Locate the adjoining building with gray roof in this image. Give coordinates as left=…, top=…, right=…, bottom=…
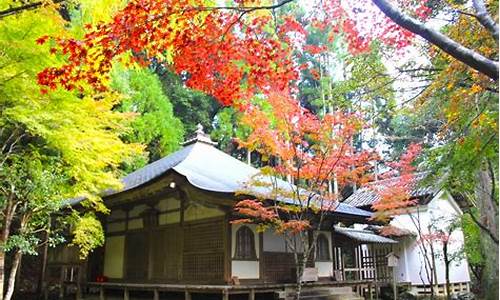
left=343, top=172, right=471, bottom=295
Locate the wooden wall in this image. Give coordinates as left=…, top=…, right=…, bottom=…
left=98, top=195, right=228, bottom=284
left=261, top=252, right=296, bottom=283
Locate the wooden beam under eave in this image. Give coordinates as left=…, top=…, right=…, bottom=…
left=105, top=181, right=180, bottom=208
left=180, top=183, right=237, bottom=209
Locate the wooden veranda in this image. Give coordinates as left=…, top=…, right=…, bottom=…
left=84, top=280, right=377, bottom=300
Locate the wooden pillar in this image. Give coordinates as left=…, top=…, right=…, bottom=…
left=222, top=289, right=229, bottom=300
left=76, top=266, right=82, bottom=300
left=223, top=211, right=232, bottom=283
left=76, top=284, right=82, bottom=300
left=184, top=290, right=192, bottom=300
left=124, top=287, right=130, bottom=300
left=153, top=289, right=159, bottom=300
left=179, top=189, right=188, bottom=281
left=249, top=289, right=255, bottom=300
left=99, top=286, right=105, bottom=300
left=59, top=267, right=64, bottom=300
left=38, top=222, right=50, bottom=299
left=259, top=232, right=264, bottom=280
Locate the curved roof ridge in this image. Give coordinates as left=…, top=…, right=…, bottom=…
left=361, top=171, right=430, bottom=188
left=120, top=143, right=196, bottom=193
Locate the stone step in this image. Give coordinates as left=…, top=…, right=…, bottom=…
left=286, top=287, right=364, bottom=300
left=300, top=287, right=354, bottom=296
left=300, top=294, right=364, bottom=300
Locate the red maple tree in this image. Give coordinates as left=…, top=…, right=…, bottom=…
left=371, top=143, right=422, bottom=222
left=230, top=90, right=376, bottom=296
left=35, top=0, right=424, bottom=106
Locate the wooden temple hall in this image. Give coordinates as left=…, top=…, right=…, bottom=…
left=46, top=126, right=400, bottom=300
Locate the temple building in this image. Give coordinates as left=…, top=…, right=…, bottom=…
left=45, top=127, right=444, bottom=300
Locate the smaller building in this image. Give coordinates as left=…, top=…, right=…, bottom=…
left=344, top=173, right=471, bottom=296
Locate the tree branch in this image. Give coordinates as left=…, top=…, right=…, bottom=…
left=466, top=210, right=499, bottom=244
left=372, top=0, right=499, bottom=80
left=0, top=0, right=66, bottom=19
left=194, top=0, right=295, bottom=13
left=472, top=0, right=499, bottom=43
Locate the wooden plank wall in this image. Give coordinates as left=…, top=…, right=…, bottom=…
left=150, top=225, right=182, bottom=281
left=125, top=232, right=149, bottom=280
left=261, top=252, right=296, bottom=283
left=98, top=216, right=226, bottom=284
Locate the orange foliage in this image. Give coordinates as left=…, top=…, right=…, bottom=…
left=371, top=143, right=422, bottom=221
left=232, top=89, right=378, bottom=233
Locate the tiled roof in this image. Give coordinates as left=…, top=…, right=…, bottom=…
left=121, top=140, right=373, bottom=218
left=69, top=127, right=373, bottom=219
left=343, top=172, right=435, bottom=208
left=334, top=203, right=373, bottom=218
left=122, top=140, right=259, bottom=194
left=334, top=226, right=398, bottom=244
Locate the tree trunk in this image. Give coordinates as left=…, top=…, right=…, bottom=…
left=476, top=166, right=499, bottom=300
left=0, top=249, right=4, bottom=300
left=4, top=251, right=21, bottom=300
left=476, top=165, right=499, bottom=243
left=428, top=241, right=437, bottom=300
left=443, top=242, right=451, bottom=300
left=294, top=254, right=307, bottom=300
left=37, top=236, right=50, bottom=299
left=472, top=0, right=499, bottom=42
left=0, top=0, right=67, bottom=19
left=0, top=201, right=16, bottom=300
left=246, top=149, right=251, bottom=165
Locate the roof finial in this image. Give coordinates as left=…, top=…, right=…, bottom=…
left=181, top=123, right=217, bottom=146
left=196, top=123, right=204, bottom=135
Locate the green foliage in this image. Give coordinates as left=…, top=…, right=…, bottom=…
left=68, top=0, right=128, bottom=32
left=69, top=212, right=105, bottom=259
left=461, top=213, right=485, bottom=267
left=0, top=6, right=140, bottom=259
left=299, top=34, right=395, bottom=117
left=211, top=107, right=239, bottom=152
left=111, top=64, right=184, bottom=168
left=0, top=155, right=65, bottom=255
left=211, top=107, right=252, bottom=154
left=153, top=67, right=220, bottom=135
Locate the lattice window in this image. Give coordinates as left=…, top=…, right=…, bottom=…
left=316, top=233, right=331, bottom=261
left=342, top=246, right=356, bottom=268
left=183, top=219, right=224, bottom=282
left=183, top=253, right=224, bottom=282
left=234, top=226, right=257, bottom=260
